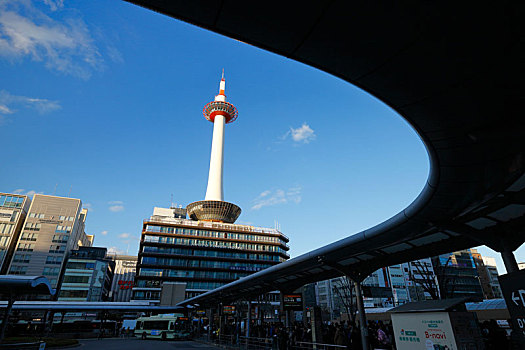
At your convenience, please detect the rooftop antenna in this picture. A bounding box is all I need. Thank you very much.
[222,68,224,79]
[68,185,72,197]
[53,183,58,195]
[171,194,174,208]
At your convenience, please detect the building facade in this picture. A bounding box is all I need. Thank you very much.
[58,247,115,301]
[432,250,484,300]
[7,194,91,288]
[0,193,30,274]
[109,254,137,302]
[132,207,289,303]
[402,258,441,301]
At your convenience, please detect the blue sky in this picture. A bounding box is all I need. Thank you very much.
[1,0,522,274]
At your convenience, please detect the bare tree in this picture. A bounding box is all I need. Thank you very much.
[408,260,441,300]
[332,277,356,322]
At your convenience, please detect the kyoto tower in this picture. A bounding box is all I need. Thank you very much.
[186,71,242,223]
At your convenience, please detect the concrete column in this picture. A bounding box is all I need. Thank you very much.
[501,250,520,273]
[208,308,214,341]
[354,281,369,350]
[246,301,251,337]
[205,115,225,201]
[0,295,14,342]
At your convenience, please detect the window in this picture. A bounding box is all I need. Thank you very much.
[13,253,31,263]
[46,256,63,265]
[20,232,38,241]
[0,223,14,234]
[28,213,44,218]
[0,236,9,247]
[52,234,69,243]
[24,222,41,231]
[55,225,71,234]
[49,245,65,254]
[9,265,27,275]
[43,267,60,275]
[17,243,34,251]
[63,275,90,283]
[59,290,88,298]
[67,261,95,270]
[0,195,23,208]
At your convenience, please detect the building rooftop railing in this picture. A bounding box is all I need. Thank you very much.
[144,216,289,241]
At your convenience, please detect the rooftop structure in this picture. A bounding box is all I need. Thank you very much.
[186,72,241,223]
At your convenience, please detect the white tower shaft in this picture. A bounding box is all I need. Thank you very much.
[205,114,225,201]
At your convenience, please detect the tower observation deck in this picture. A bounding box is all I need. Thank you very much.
[187,72,241,223]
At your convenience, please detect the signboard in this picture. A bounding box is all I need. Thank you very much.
[223,305,236,315]
[391,312,457,349]
[118,280,133,290]
[499,269,525,347]
[283,294,303,311]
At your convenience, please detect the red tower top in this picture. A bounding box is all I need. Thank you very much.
[202,71,238,123]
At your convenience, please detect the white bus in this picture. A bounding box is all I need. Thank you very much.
[134,314,191,340]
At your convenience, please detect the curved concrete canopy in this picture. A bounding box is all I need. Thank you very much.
[126,1,525,305]
[0,276,55,296]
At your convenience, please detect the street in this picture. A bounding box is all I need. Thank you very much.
[79,338,219,350]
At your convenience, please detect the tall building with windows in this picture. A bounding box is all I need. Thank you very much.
[471,249,502,299]
[432,250,483,300]
[109,254,137,302]
[7,194,92,289]
[0,193,31,274]
[132,207,289,303]
[58,247,115,301]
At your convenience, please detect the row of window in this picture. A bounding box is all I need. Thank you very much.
[43,267,60,275]
[145,225,285,244]
[52,234,69,243]
[143,235,286,253]
[10,265,27,274]
[140,256,272,270]
[139,268,249,280]
[66,261,95,270]
[0,223,15,235]
[20,232,38,241]
[142,245,284,262]
[59,290,88,298]
[25,222,41,231]
[55,225,72,233]
[49,245,66,254]
[63,275,90,284]
[0,195,24,208]
[0,236,10,248]
[28,213,44,218]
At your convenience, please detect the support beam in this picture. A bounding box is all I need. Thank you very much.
[246,301,251,337]
[501,250,520,273]
[0,295,14,342]
[353,281,369,350]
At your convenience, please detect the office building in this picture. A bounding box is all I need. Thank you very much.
[109,254,137,302]
[133,74,289,304]
[7,194,91,288]
[133,207,289,303]
[432,250,484,300]
[58,247,115,301]
[0,193,30,274]
[471,249,502,299]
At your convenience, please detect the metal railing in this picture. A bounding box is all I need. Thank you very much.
[204,335,347,350]
[145,217,289,240]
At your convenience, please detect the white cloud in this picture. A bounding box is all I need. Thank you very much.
[100,230,108,236]
[83,202,93,212]
[107,246,125,255]
[43,0,64,11]
[0,90,61,118]
[12,188,43,197]
[0,0,104,79]
[118,232,130,239]
[290,123,316,143]
[108,200,124,212]
[251,186,302,210]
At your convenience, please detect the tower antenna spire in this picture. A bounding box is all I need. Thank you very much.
[222,68,224,80]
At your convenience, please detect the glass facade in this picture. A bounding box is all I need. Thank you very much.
[134,214,289,303]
